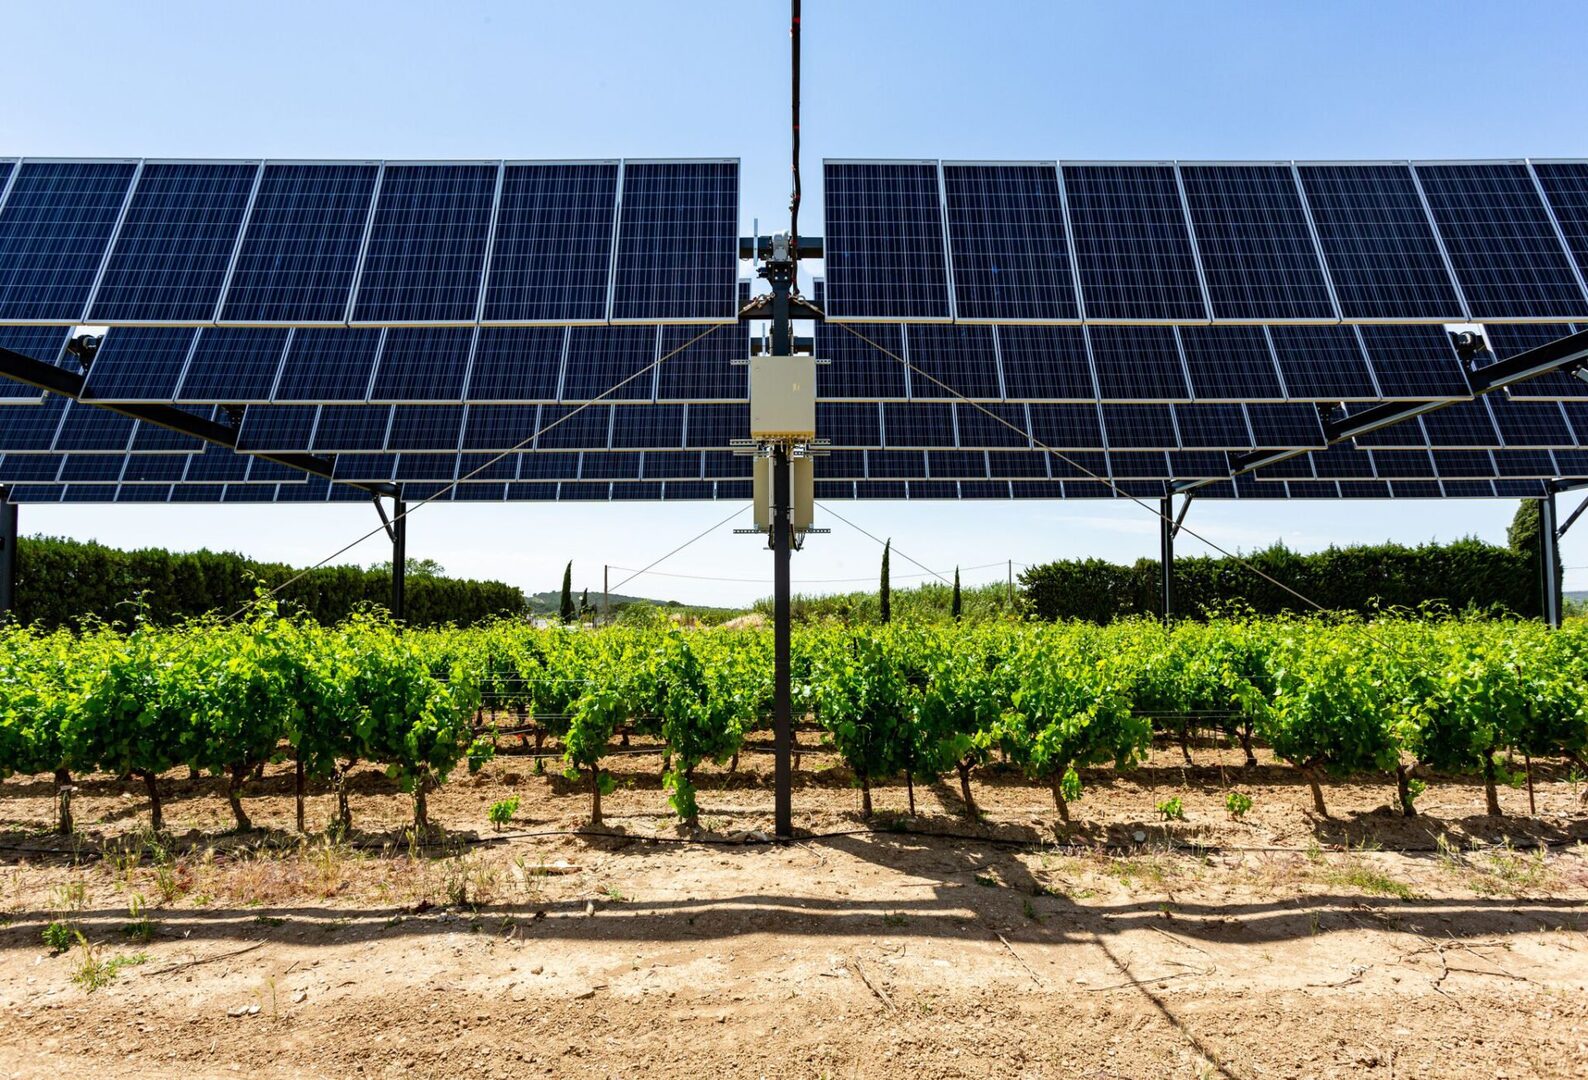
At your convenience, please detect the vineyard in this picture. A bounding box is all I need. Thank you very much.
[3,608,1586,837]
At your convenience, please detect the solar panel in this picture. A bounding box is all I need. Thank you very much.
[367,326,476,402]
[941,162,1078,322]
[0,160,138,322]
[1061,164,1208,322]
[1296,164,1465,320]
[1101,404,1179,449]
[987,450,1050,478]
[460,405,539,452]
[817,402,883,446]
[87,162,258,323]
[701,451,751,480]
[1427,450,1500,479]
[519,452,581,480]
[331,454,397,482]
[79,327,198,401]
[1488,322,1586,399]
[866,450,924,479]
[1419,397,1501,447]
[217,162,380,324]
[883,402,956,448]
[1168,450,1236,478]
[656,323,746,401]
[1177,324,1285,401]
[0,326,69,401]
[1087,325,1190,400]
[349,163,497,324]
[903,324,1001,398]
[51,400,134,453]
[560,325,658,401]
[454,453,518,483]
[926,450,987,479]
[1026,403,1102,449]
[1492,449,1562,476]
[1369,449,1438,479]
[537,404,613,449]
[641,451,704,480]
[1266,324,1380,400]
[821,161,952,322]
[1179,163,1336,321]
[390,453,460,482]
[1533,162,1588,285]
[609,160,738,323]
[1487,397,1574,446]
[182,444,254,484]
[1413,163,1588,320]
[310,405,392,452]
[464,327,566,402]
[812,301,906,398]
[483,161,618,324]
[1108,453,1173,479]
[174,328,291,403]
[234,405,318,453]
[1245,402,1327,448]
[581,453,640,480]
[993,324,1094,400]
[129,411,208,453]
[611,405,685,449]
[1173,403,1254,449]
[385,405,465,452]
[1047,451,1111,480]
[1355,325,1471,399]
[272,327,384,402]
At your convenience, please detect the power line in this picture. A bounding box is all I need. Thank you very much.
[605,504,751,596]
[816,501,953,585]
[606,559,1015,586]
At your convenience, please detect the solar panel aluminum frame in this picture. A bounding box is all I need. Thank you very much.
[1176,159,1342,326]
[345,159,501,329]
[1410,158,1588,323]
[939,160,1083,326]
[607,157,740,326]
[479,159,620,327]
[213,159,384,328]
[820,159,955,325]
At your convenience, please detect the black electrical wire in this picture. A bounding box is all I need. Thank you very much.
[789,0,802,245]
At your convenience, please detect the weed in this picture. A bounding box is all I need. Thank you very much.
[71,936,148,992]
[1322,860,1416,900]
[1022,898,1038,921]
[601,884,628,902]
[122,894,155,943]
[883,911,908,927]
[973,874,998,888]
[488,796,520,831]
[253,914,287,928]
[42,920,75,954]
[1224,791,1253,819]
[1156,797,1185,821]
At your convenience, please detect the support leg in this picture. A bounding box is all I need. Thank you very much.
[772,445,793,837]
[1159,495,1173,622]
[1540,492,1561,628]
[391,498,407,622]
[0,493,15,620]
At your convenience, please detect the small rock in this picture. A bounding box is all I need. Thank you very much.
[530,965,543,975]
[572,988,596,1000]
[1132,830,1147,843]
[292,991,308,1004]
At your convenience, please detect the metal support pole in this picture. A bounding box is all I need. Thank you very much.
[772,443,793,837]
[1540,493,1561,628]
[1159,496,1174,622]
[0,491,16,620]
[391,498,407,622]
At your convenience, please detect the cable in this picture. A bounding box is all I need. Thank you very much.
[788,0,802,244]
[833,324,1435,660]
[605,504,751,596]
[816,502,953,585]
[603,559,1013,586]
[226,325,725,621]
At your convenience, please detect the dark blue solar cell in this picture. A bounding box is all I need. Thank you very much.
[390,454,460,482]
[218,162,379,323]
[986,451,1049,478]
[1415,163,1588,320]
[561,325,658,401]
[1173,403,1254,449]
[1109,453,1173,479]
[518,452,581,481]
[641,451,704,480]
[609,481,662,501]
[484,162,618,323]
[5,484,64,502]
[815,450,866,479]
[465,327,565,402]
[1534,162,1588,285]
[1428,450,1499,478]
[272,328,383,402]
[0,326,70,401]
[904,324,1001,399]
[0,161,138,321]
[906,480,960,499]
[0,454,63,481]
[942,163,1078,321]
[1249,452,1315,481]
[460,404,540,451]
[812,311,906,398]
[1420,398,1500,447]
[386,405,465,451]
[1314,446,1378,478]
[665,480,717,500]
[537,404,612,449]
[1245,403,1327,447]
[1296,164,1464,320]
[368,326,475,402]
[1551,448,1588,475]
[452,453,517,484]
[1101,404,1179,449]
[1493,480,1552,497]
[0,395,66,451]
[1491,449,1560,476]
[657,323,745,401]
[1169,450,1236,478]
[701,451,752,479]
[330,454,396,482]
[1355,325,1472,399]
[1045,451,1107,482]
[1180,164,1336,321]
[817,402,883,446]
[88,162,257,322]
[1370,449,1438,479]
[960,481,1013,499]
[956,403,1033,448]
[611,404,684,448]
[1027,403,1103,448]
[996,324,1094,400]
[52,401,134,452]
[1488,397,1573,446]
[234,405,318,452]
[1177,324,1284,401]
[350,163,497,323]
[1486,322,1586,400]
[1266,323,1380,400]
[1088,325,1190,400]
[882,402,955,447]
[80,327,198,401]
[868,450,926,479]
[1014,480,1070,498]
[853,480,909,500]
[129,409,207,453]
[558,482,612,501]
[311,405,392,452]
[183,444,253,483]
[821,161,951,321]
[926,450,987,478]
[175,328,290,402]
[1351,404,1428,447]
[246,457,308,485]
[1287,481,1346,499]
[1062,164,1208,321]
[611,160,738,322]
[578,454,639,482]
[274,476,333,502]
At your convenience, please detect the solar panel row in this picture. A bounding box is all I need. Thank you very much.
[0,159,739,327]
[822,159,1588,324]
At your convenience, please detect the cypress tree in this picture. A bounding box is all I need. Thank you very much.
[560,562,575,623]
[952,566,962,621]
[880,540,892,624]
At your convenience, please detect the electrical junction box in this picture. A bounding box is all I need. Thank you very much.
[752,455,814,535]
[749,355,817,440]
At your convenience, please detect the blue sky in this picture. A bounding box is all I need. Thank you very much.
[4,1,1588,606]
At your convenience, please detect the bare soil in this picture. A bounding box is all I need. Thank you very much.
[2,740,1587,1078]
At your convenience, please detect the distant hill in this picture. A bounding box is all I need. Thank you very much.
[522,589,734,616]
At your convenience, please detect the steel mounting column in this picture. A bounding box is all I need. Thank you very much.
[1159,496,1174,622]
[767,235,796,838]
[0,490,16,620]
[1540,492,1561,628]
[391,498,407,623]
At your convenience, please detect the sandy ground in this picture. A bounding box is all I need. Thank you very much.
[2,739,1587,1079]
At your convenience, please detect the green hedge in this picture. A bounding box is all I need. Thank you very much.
[1020,539,1537,622]
[13,536,527,629]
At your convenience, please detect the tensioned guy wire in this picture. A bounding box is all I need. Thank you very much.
[226,324,727,620]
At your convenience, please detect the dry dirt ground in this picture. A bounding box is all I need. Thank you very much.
[2,740,1588,1079]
